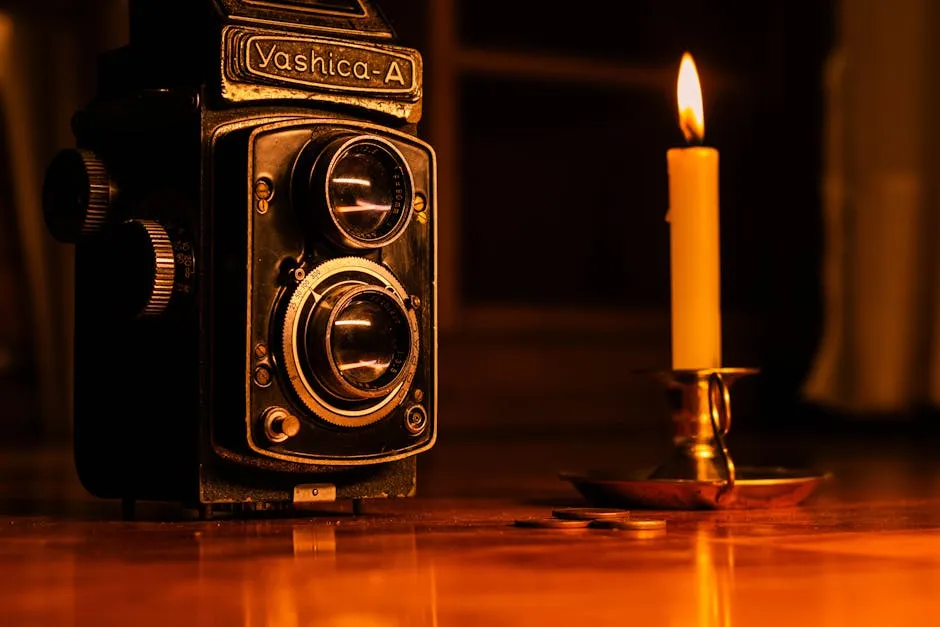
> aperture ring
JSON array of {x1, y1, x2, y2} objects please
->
[{"x1": 279, "y1": 257, "x2": 420, "y2": 428}]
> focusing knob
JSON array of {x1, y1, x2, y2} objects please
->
[
  {"x1": 128, "y1": 220, "x2": 176, "y2": 318},
  {"x1": 96, "y1": 219, "x2": 179, "y2": 319},
  {"x1": 43, "y1": 149, "x2": 115, "y2": 243}
]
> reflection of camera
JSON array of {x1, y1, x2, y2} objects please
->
[{"x1": 41, "y1": 0, "x2": 437, "y2": 518}]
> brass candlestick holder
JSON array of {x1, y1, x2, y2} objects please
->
[
  {"x1": 649, "y1": 368, "x2": 754, "y2": 491},
  {"x1": 561, "y1": 368, "x2": 830, "y2": 510}
]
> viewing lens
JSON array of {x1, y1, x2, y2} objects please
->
[{"x1": 327, "y1": 140, "x2": 410, "y2": 243}]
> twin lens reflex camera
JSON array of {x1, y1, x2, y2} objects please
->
[{"x1": 41, "y1": 0, "x2": 437, "y2": 518}]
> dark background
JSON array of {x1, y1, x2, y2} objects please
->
[
  {"x1": 385, "y1": 0, "x2": 833, "y2": 438},
  {"x1": 0, "y1": 1, "x2": 843, "y2": 455}
]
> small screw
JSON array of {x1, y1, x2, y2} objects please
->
[
  {"x1": 311, "y1": 488, "x2": 319, "y2": 496},
  {"x1": 254, "y1": 344, "x2": 268, "y2": 360},
  {"x1": 409, "y1": 295, "x2": 422, "y2": 310},
  {"x1": 254, "y1": 366, "x2": 272, "y2": 387},
  {"x1": 413, "y1": 389, "x2": 424, "y2": 402},
  {"x1": 255, "y1": 178, "x2": 274, "y2": 201},
  {"x1": 413, "y1": 193, "x2": 427, "y2": 213},
  {"x1": 404, "y1": 406, "x2": 427, "y2": 435},
  {"x1": 293, "y1": 267, "x2": 306, "y2": 282},
  {"x1": 256, "y1": 199, "x2": 270, "y2": 215}
]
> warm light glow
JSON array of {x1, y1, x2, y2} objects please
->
[
  {"x1": 332, "y1": 177, "x2": 372, "y2": 187},
  {"x1": 338, "y1": 360, "x2": 387, "y2": 372},
  {"x1": 677, "y1": 52, "x2": 705, "y2": 143},
  {"x1": 334, "y1": 201, "x2": 391, "y2": 213},
  {"x1": 334, "y1": 319, "x2": 372, "y2": 327}
]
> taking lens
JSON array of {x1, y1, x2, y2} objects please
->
[
  {"x1": 300, "y1": 284, "x2": 414, "y2": 401},
  {"x1": 278, "y1": 252, "x2": 421, "y2": 426},
  {"x1": 327, "y1": 139, "x2": 410, "y2": 243},
  {"x1": 330, "y1": 296, "x2": 399, "y2": 386}
]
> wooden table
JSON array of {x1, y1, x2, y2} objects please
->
[{"x1": 2, "y1": 432, "x2": 939, "y2": 625}]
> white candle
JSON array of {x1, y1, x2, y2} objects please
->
[{"x1": 667, "y1": 53, "x2": 722, "y2": 370}]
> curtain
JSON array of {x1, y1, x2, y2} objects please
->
[
  {"x1": 805, "y1": 0, "x2": 940, "y2": 414},
  {"x1": 0, "y1": 0, "x2": 129, "y2": 440}
]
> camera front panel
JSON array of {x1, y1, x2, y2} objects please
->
[{"x1": 233, "y1": 118, "x2": 436, "y2": 465}]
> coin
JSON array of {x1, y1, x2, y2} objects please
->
[
  {"x1": 589, "y1": 518, "x2": 667, "y2": 531},
  {"x1": 552, "y1": 508, "x2": 632, "y2": 521},
  {"x1": 514, "y1": 517, "x2": 592, "y2": 529}
]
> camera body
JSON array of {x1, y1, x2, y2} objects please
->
[{"x1": 42, "y1": 0, "x2": 437, "y2": 515}]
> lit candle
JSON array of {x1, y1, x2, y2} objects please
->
[{"x1": 667, "y1": 53, "x2": 721, "y2": 369}]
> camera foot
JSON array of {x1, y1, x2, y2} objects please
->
[
  {"x1": 121, "y1": 498, "x2": 136, "y2": 521},
  {"x1": 198, "y1": 504, "x2": 214, "y2": 521},
  {"x1": 352, "y1": 499, "x2": 364, "y2": 516}
]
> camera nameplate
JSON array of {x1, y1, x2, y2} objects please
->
[{"x1": 221, "y1": 26, "x2": 423, "y2": 122}]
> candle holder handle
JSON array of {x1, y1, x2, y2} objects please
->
[
  {"x1": 707, "y1": 372, "x2": 735, "y2": 497},
  {"x1": 649, "y1": 368, "x2": 758, "y2": 499}
]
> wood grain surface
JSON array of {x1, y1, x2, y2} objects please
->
[{"x1": 1, "y1": 433, "x2": 939, "y2": 625}]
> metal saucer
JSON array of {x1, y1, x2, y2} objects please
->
[{"x1": 560, "y1": 466, "x2": 831, "y2": 510}]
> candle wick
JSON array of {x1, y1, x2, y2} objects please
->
[{"x1": 679, "y1": 123, "x2": 705, "y2": 146}]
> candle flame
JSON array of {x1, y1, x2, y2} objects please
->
[{"x1": 677, "y1": 52, "x2": 705, "y2": 143}]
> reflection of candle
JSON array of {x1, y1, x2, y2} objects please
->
[{"x1": 667, "y1": 53, "x2": 721, "y2": 369}]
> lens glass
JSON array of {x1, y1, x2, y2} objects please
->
[
  {"x1": 329, "y1": 295, "x2": 402, "y2": 386},
  {"x1": 327, "y1": 141, "x2": 409, "y2": 242}
]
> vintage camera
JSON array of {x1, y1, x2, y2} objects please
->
[{"x1": 41, "y1": 0, "x2": 437, "y2": 518}]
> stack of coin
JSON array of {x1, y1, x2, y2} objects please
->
[
  {"x1": 589, "y1": 518, "x2": 666, "y2": 531},
  {"x1": 514, "y1": 508, "x2": 667, "y2": 532},
  {"x1": 513, "y1": 517, "x2": 592, "y2": 529}
]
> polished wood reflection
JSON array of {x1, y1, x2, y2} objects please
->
[{"x1": 2, "y1": 436, "x2": 940, "y2": 626}]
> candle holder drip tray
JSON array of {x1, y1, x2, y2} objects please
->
[{"x1": 561, "y1": 368, "x2": 829, "y2": 510}]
